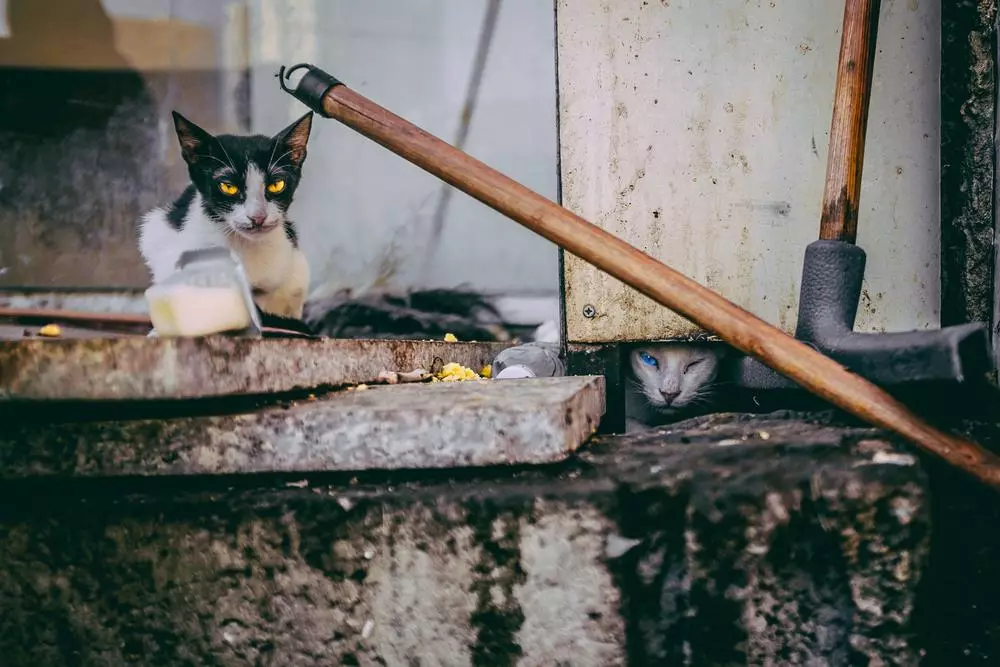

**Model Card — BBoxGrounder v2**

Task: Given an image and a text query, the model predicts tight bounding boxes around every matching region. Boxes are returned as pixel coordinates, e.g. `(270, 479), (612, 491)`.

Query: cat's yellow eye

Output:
(267, 179), (286, 195)
(218, 182), (239, 196)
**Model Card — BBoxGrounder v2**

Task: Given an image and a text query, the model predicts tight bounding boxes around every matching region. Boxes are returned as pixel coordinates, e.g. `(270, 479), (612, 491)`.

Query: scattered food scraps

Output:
(376, 370), (399, 385)
(375, 368), (432, 385)
(38, 324), (62, 337)
(870, 451), (917, 467)
(605, 533), (642, 559)
(443, 332), (458, 342)
(436, 362), (483, 382)
(480, 364), (493, 378)
(356, 384), (369, 391)
(398, 368), (431, 383)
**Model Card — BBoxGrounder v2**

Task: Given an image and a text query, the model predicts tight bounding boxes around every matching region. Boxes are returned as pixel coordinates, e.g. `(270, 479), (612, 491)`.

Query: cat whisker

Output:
(268, 149), (296, 173)
(214, 138), (238, 171)
(687, 389), (717, 402)
(266, 139), (280, 175)
(194, 154), (231, 170)
(688, 386), (722, 400)
(627, 379), (653, 397)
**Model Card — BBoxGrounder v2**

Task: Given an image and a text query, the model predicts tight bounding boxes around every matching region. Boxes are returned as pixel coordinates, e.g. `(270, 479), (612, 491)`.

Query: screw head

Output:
(582, 304), (596, 318)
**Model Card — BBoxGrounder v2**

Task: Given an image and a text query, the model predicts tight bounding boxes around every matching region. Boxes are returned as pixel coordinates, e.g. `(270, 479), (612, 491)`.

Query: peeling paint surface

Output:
(558, 0), (941, 342)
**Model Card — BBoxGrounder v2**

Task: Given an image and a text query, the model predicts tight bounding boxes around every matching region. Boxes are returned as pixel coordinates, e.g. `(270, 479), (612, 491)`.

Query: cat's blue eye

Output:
(639, 352), (658, 367)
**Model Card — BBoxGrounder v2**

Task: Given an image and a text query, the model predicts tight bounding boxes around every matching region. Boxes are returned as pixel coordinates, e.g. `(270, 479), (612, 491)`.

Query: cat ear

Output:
(172, 111), (214, 165)
(273, 112), (313, 168)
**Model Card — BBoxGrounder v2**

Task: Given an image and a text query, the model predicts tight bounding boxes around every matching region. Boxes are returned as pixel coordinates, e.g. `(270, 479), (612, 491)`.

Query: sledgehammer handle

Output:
(277, 66), (1000, 489)
(819, 0), (881, 244)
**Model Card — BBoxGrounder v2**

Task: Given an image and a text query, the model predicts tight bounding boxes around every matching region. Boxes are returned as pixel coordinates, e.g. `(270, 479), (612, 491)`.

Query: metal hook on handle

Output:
(275, 63), (344, 116)
(276, 63), (312, 94)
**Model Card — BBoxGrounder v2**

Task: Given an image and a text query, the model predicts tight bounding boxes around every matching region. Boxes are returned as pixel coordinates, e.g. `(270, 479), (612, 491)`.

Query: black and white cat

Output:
(139, 112), (313, 319)
(624, 343), (727, 432)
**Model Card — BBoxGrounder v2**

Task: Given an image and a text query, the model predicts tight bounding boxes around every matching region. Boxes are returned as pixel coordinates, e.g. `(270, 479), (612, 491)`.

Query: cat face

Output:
(629, 343), (724, 413)
(172, 111), (313, 239)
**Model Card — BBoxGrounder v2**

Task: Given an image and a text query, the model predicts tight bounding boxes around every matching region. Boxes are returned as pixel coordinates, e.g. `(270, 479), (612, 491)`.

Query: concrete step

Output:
(0, 337), (510, 400)
(0, 376), (605, 477)
(0, 413), (929, 666)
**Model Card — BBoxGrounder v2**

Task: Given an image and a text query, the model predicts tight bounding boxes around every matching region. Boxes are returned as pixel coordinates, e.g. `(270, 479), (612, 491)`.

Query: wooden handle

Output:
(0, 308), (312, 338)
(307, 82), (1000, 489)
(0, 307), (151, 328)
(820, 0), (881, 243)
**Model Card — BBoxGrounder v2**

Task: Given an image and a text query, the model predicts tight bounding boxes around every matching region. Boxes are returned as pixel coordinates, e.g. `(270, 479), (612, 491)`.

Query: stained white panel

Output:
(558, 0), (940, 342)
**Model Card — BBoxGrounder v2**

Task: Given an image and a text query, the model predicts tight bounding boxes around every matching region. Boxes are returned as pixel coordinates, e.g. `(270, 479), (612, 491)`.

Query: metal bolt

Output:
(582, 305), (596, 318)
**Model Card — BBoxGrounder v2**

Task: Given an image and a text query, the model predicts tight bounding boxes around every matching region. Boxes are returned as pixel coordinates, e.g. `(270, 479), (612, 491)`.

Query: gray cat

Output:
(624, 343), (727, 432)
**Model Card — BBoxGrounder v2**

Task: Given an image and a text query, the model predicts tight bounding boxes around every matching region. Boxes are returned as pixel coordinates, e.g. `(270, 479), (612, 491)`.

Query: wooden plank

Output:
(0, 376), (605, 477)
(0, 337), (509, 401)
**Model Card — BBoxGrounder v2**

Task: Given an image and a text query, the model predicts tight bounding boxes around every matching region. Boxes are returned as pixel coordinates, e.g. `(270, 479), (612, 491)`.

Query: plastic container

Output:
(145, 247), (262, 338)
(491, 341), (564, 379)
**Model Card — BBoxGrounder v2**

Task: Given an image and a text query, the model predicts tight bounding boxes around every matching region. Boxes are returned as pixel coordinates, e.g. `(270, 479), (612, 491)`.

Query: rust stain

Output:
(820, 185), (858, 242)
(730, 151), (751, 174)
(860, 289), (875, 317)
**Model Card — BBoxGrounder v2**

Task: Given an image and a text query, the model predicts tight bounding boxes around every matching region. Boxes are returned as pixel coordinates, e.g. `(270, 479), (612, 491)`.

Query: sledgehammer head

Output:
(732, 240), (995, 389)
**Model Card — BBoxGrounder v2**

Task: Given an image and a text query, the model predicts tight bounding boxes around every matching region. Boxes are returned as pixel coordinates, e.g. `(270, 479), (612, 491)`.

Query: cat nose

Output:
(660, 390), (681, 404)
(247, 213), (266, 228)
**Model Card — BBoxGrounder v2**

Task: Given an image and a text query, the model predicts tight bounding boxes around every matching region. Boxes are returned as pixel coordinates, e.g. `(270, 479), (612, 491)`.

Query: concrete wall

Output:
(0, 413), (933, 665)
(938, 0), (998, 364)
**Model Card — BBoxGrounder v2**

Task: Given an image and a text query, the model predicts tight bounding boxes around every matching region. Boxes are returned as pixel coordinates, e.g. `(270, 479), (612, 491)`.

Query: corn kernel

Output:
(38, 324), (62, 337)
(435, 361), (484, 382)
(480, 365), (492, 378)
(443, 333), (458, 343)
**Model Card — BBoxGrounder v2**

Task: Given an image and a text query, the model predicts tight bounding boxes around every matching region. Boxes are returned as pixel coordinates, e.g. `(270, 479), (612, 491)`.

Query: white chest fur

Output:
(138, 194), (310, 318)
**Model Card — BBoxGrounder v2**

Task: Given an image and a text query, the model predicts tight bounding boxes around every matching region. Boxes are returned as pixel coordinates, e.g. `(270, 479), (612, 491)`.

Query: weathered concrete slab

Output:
(0, 337), (509, 401)
(0, 323), (128, 340)
(0, 377), (605, 477)
(0, 413), (930, 666)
